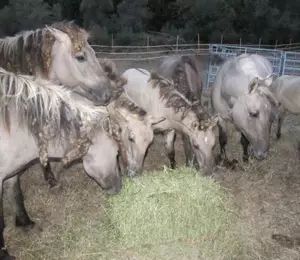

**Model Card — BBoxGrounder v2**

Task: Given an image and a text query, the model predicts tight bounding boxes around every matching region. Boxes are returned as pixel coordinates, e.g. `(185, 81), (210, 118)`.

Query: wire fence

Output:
(93, 42), (300, 61)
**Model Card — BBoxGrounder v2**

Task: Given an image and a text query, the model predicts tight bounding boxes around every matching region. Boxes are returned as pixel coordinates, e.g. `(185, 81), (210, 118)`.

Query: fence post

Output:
(220, 34), (223, 45)
(289, 38), (292, 50)
(259, 38), (261, 49)
(111, 34), (114, 52)
(176, 35), (179, 52)
(197, 33), (200, 50)
(275, 40), (278, 49)
(147, 35), (149, 52)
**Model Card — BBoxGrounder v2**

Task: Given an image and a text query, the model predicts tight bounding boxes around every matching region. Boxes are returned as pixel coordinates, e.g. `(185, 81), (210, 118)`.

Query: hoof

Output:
(242, 156), (249, 163)
(15, 218), (35, 228)
(276, 133), (281, 140)
(48, 178), (60, 188)
(0, 249), (15, 260)
(49, 182), (63, 193)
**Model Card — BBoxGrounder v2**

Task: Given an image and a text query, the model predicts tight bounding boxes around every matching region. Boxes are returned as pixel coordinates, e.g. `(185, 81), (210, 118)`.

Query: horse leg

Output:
(182, 133), (199, 169)
(240, 133), (250, 163)
(164, 130), (176, 169)
(5, 175), (35, 229)
(0, 179), (15, 260)
(217, 120), (228, 161)
(42, 162), (59, 188)
(276, 109), (285, 140)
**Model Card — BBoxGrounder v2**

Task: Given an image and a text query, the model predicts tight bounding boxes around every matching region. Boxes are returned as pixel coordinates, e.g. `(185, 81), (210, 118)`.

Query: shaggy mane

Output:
(149, 72), (208, 121)
(0, 21), (88, 77)
(100, 59), (147, 118)
(157, 55), (201, 102)
(0, 68), (101, 140)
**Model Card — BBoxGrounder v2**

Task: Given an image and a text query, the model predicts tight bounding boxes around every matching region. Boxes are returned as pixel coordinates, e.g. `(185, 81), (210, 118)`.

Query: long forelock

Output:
(0, 69), (101, 140)
(115, 93), (147, 118)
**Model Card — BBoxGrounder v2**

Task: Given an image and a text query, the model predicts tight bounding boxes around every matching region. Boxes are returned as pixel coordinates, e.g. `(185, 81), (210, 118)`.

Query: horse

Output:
(0, 21), (116, 187)
(269, 75), (300, 140)
(156, 54), (207, 169)
(0, 68), (124, 260)
(121, 68), (219, 175)
(211, 53), (279, 164)
(42, 59), (165, 187)
(0, 21), (113, 105)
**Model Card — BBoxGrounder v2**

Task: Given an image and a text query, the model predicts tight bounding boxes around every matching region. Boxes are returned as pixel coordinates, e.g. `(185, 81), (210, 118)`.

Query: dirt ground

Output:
(3, 59), (300, 259)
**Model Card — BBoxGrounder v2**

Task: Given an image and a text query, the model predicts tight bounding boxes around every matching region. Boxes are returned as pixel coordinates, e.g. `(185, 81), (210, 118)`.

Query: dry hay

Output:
(104, 167), (253, 260)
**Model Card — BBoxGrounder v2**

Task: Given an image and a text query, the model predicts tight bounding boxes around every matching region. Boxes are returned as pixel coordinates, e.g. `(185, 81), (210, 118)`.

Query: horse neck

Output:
(0, 31), (44, 76)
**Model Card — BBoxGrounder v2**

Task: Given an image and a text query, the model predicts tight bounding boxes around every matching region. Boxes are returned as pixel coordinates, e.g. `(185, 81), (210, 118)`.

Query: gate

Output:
(205, 44), (284, 89)
(282, 51), (300, 76)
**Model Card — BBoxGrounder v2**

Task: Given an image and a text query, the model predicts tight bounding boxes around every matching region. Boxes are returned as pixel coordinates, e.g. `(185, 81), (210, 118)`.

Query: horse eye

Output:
(75, 52), (86, 62)
(129, 132), (135, 142)
(249, 111), (259, 118)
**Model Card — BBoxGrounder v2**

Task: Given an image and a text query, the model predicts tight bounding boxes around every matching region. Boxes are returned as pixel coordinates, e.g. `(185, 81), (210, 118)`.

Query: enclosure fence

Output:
(93, 42), (300, 89)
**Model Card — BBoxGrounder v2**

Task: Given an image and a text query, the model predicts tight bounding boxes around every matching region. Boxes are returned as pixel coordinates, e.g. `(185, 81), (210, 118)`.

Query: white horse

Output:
(211, 53), (279, 163)
(121, 68), (219, 175)
(0, 21), (116, 187)
(0, 68), (123, 260)
(269, 75), (300, 139)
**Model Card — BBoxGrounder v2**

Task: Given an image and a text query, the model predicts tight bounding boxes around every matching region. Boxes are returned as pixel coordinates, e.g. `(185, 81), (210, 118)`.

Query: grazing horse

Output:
(43, 59), (165, 184)
(0, 68), (125, 259)
(269, 75), (300, 139)
(121, 68), (219, 175)
(0, 21), (115, 187)
(211, 53), (279, 163)
(156, 55), (206, 169)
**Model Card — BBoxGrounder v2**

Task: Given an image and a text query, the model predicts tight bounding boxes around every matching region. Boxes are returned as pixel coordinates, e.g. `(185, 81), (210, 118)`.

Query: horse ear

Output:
(46, 26), (72, 48)
(264, 75), (273, 87)
(210, 114), (219, 127)
(248, 77), (259, 93)
(184, 61), (201, 95)
(116, 76), (128, 88)
(259, 87), (280, 108)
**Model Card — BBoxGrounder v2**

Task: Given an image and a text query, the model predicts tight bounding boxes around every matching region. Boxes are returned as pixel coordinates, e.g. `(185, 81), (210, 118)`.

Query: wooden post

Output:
(289, 38), (292, 50)
(239, 37), (242, 47)
(259, 38), (261, 48)
(176, 35), (179, 52)
(111, 34), (114, 52)
(147, 35), (149, 52)
(220, 34), (223, 45)
(275, 40), (278, 49)
(197, 33), (200, 50)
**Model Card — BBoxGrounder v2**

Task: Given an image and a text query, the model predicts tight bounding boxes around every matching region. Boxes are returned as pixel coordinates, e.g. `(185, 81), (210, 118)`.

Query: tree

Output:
(0, 0), (61, 36)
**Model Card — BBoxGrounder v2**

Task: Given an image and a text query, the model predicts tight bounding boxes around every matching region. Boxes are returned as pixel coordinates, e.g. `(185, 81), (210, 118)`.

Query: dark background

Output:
(0, 0), (299, 45)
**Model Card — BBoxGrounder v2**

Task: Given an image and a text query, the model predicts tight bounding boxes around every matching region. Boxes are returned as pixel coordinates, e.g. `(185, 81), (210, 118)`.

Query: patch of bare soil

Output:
(211, 114), (300, 260)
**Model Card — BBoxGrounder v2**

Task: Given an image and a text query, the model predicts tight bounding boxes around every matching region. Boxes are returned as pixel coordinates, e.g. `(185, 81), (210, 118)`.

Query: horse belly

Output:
(0, 127), (38, 177)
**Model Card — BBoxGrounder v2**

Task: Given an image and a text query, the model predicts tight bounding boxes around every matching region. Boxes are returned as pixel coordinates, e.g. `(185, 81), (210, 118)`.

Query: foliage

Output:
(0, 0), (300, 44)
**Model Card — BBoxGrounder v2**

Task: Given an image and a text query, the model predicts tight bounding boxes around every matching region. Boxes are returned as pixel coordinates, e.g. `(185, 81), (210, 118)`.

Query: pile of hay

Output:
(103, 167), (252, 259)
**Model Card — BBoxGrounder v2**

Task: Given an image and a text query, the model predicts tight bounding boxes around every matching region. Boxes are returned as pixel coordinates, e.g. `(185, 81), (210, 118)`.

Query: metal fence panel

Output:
(205, 44), (284, 89)
(282, 51), (300, 76)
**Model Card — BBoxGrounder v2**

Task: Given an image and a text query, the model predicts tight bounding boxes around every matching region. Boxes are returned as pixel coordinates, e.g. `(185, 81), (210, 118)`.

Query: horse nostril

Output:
(102, 87), (112, 104)
(255, 151), (266, 160)
(104, 90), (112, 102)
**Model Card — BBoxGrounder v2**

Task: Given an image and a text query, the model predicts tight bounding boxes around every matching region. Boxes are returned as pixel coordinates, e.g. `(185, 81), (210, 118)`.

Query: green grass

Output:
(102, 166), (252, 259)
